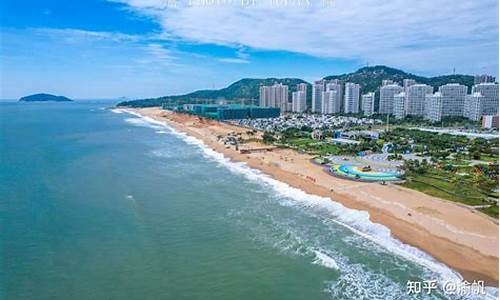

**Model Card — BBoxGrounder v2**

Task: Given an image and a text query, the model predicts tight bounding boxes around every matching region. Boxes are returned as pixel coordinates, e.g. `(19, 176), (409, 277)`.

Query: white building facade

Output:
(379, 84), (403, 114)
(393, 92), (406, 119)
(472, 83), (499, 116)
(312, 80), (325, 113)
(438, 83), (467, 117)
(463, 92), (484, 121)
(406, 84), (433, 116)
(292, 91), (307, 113)
(361, 93), (375, 116)
(424, 92), (443, 122)
(344, 83), (360, 113)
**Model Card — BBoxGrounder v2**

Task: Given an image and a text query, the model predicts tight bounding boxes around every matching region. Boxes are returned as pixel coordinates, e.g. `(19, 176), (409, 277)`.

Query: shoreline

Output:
(122, 107), (499, 286)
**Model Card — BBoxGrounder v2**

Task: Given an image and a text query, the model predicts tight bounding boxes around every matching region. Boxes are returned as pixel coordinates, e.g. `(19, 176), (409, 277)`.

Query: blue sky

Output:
(0, 0), (498, 99)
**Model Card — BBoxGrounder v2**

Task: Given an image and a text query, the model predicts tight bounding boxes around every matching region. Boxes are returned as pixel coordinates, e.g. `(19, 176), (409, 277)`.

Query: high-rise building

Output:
(291, 83), (308, 113)
(361, 93), (375, 116)
(382, 80), (394, 86)
(321, 82), (342, 114)
(344, 83), (360, 113)
(424, 92), (443, 122)
(474, 74), (496, 84)
(259, 85), (272, 107)
(379, 84), (403, 114)
(297, 82), (308, 93)
(403, 79), (416, 90)
(321, 90), (341, 114)
(292, 91), (307, 113)
(406, 84), (433, 116)
(438, 83), (467, 117)
(259, 83), (288, 112)
(312, 80), (325, 113)
(393, 92), (406, 119)
(463, 92), (485, 121)
(472, 83), (499, 115)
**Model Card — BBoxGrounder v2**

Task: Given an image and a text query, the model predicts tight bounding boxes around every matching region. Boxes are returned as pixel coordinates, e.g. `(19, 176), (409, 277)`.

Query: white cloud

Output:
(218, 57), (249, 64)
(111, 0), (499, 75)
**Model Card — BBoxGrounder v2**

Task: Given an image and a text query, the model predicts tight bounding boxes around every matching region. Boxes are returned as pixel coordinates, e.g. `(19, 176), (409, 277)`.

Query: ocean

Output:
(0, 101), (495, 299)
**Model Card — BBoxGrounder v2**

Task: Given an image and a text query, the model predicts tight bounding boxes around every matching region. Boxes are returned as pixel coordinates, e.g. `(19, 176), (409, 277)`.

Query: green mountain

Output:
(324, 65), (475, 94)
(117, 65), (476, 108)
(19, 93), (73, 102)
(118, 78), (310, 107)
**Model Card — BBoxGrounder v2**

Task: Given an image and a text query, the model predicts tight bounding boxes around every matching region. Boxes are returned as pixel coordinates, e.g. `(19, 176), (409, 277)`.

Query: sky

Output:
(0, 0), (498, 99)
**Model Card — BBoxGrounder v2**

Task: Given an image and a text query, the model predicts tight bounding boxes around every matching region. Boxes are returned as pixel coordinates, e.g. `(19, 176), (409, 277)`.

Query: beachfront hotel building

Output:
(361, 93), (375, 116)
(344, 82), (360, 113)
(259, 83), (289, 112)
(438, 83), (467, 117)
(471, 83), (499, 115)
(406, 84), (434, 116)
(379, 84), (403, 114)
(393, 92), (406, 119)
(463, 92), (485, 121)
(424, 92), (443, 122)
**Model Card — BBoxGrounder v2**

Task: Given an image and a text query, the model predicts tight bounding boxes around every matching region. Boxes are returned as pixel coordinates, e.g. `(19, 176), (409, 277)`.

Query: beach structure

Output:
(329, 164), (401, 182)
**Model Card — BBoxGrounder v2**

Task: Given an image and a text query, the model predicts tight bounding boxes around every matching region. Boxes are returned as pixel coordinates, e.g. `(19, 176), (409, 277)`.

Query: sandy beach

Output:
(124, 107), (499, 286)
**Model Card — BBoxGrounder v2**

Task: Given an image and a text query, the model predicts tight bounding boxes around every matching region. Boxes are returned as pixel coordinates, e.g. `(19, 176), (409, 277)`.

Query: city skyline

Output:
(1, 0), (499, 99)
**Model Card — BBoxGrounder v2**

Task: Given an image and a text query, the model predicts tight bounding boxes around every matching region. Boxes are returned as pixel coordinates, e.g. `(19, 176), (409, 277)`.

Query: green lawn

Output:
(401, 174), (489, 207)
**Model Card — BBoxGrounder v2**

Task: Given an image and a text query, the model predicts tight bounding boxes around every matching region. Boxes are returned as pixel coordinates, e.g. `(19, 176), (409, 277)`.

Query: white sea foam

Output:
(313, 250), (340, 270)
(120, 110), (498, 299)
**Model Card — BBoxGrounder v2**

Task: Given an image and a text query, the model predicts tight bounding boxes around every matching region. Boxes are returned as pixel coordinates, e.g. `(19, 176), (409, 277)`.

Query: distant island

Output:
(19, 93), (73, 102)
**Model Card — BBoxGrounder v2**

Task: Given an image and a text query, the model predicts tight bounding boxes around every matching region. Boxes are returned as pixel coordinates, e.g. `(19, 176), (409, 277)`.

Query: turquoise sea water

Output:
(0, 101), (495, 299)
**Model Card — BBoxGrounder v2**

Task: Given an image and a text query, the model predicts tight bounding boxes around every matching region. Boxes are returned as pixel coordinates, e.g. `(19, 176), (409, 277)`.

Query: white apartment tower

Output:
(321, 91), (341, 114)
(379, 84), (403, 114)
(406, 84), (434, 116)
(292, 91), (306, 112)
(472, 83), (499, 115)
(312, 80), (325, 113)
(344, 83), (360, 113)
(393, 92), (406, 119)
(438, 83), (467, 117)
(259, 85), (272, 107)
(361, 93), (375, 116)
(321, 82), (342, 114)
(463, 93), (485, 121)
(424, 92), (443, 122)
